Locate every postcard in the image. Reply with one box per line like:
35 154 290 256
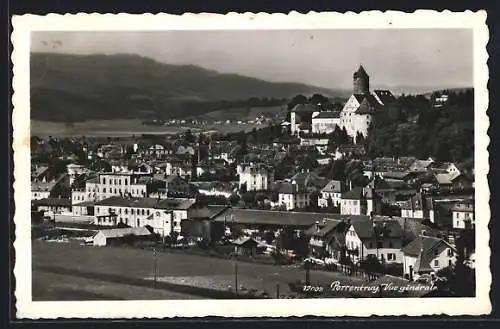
12 10 490 318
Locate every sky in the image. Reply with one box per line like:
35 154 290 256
31 29 473 90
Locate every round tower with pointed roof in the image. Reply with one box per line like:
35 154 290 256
353 65 370 95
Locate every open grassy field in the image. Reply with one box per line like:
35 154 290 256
31 119 266 138
33 240 365 300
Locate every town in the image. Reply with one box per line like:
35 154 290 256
31 66 476 299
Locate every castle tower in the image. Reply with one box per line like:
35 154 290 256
353 65 370 94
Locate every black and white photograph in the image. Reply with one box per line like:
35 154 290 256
12 11 490 318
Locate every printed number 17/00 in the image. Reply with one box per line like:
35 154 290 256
302 285 324 293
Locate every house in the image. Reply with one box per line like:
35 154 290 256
311 111 340 134
400 193 435 223
32 198 72 217
238 163 272 191
66 163 86 186
340 186 380 216
334 144 366 160
93 196 196 236
191 181 235 198
232 237 259 256
92 227 153 247
305 219 348 259
276 181 310 210
31 164 50 182
85 172 167 201
150 174 191 197
344 219 406 264
318 180 345 208
401 235 457 281
289 103 318 135
451 199 475 229
31 173 69 200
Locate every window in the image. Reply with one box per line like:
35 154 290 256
449 260 453 267
434 249 439 256
119 208 122 214
142 209 145 216
447 249 454 257
434 259 439 267
456 221 460 227
125 209 128 214
118 179 121 185
131 209 135 214
102 178 106 184
387 253 396 261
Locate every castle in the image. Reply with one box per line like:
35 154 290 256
340 65 395 142
287 65 395 143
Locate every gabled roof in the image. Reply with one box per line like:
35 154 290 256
213 208 348 228
373 90 396 106
96 227 151 239
321 180 344 193
313 111 340 119
305 219 344 238
341 186 374 200
352 94 367 103
32 198 71 207
356 95 380 114
276 181 307 195
94 196 196 210
233 236 259 247
401 235 455 257
350 220 405 240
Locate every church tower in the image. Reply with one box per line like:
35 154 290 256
353 65 370 95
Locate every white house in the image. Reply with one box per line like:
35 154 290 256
318 180 345 208
93 196 196 236
401 235 457 281
311 111 340 134
340 186 378 216
344 220 406 264
92 227 153 247
401 193 435 223
451 199 475 229
277 181 310 210
238 163 271 191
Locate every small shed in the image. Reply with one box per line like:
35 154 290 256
232 237 259 256
92 227 153 246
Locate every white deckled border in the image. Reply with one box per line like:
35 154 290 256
12 10 490 319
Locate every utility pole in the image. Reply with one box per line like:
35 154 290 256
234 255 238 296
153 248 158 288
276 284 280 299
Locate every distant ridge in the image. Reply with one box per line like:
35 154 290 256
30 52 348 122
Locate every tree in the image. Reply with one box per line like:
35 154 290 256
184 129 196 143
288 94 308 110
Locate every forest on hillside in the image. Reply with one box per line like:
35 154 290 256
364 89 474 167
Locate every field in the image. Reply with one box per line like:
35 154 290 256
33 240 365 300
31 119 267 138
193 105 287 122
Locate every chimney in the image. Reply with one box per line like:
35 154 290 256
315 221 320 232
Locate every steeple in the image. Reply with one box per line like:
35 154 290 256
353 65 370 94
